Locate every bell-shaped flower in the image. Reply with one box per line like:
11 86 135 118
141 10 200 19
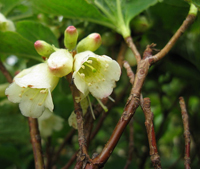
38 109 64 138
72 51 121 99
5 63 59 118
47 49 73 77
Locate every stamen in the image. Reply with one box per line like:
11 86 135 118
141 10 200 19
108 96 115 102
83 62 97 72
19 94 22 97
38 91 48 106
78 72 85 78
96 98 108 112
81 65 85 69
102 78 105 81
30 90 40 100
88 83 92 86
40 89 47 94
80 73 85 78
87 60 92 64
87 96 96 120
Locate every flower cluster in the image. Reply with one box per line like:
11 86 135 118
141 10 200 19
5 26 121 123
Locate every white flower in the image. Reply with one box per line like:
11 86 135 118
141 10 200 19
0 13 15 32
73 51 121 99
5 63 59 118
38 109 64 138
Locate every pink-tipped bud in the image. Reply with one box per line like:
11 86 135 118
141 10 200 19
76 33 102 53
34 40 55 57
64 26 78 50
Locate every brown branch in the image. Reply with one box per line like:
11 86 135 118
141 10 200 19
151 14 196 64
28 117 45 169
179 97 191 169
0 60 13 83
66 74 91 168
125 36 141 64
141 98 161 169
84 58 150 169
123 117 134 169
123 60 134 85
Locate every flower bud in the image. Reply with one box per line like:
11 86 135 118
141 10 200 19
34 40 55 57
64 26 78 50
76 33 102 53
47 49 73 77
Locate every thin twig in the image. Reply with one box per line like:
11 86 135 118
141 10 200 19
0 60 13 83
125 36 141 64
28 117 45 169
123 117 134 169
141 98 161 169
179 97 191 169
123 61 134 85
151 14 196 64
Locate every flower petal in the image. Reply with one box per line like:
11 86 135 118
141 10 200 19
5 82 22 103
44 90 54 111
85 55 120 98
39 108 53 120
19 89 46 118
73 71 89 97
15 63 59 90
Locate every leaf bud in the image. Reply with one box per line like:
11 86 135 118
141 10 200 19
47 49 73 77
34 40 55 57
130 16 151 34
76 33 102 53
64 26 78 50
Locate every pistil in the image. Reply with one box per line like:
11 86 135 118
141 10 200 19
83 62 97 73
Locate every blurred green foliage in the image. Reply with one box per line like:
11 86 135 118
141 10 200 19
0 0 200 168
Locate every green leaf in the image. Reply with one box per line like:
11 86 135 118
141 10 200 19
0 102 29 144
0 21 58 61
0 0 23 16
163 0 189 7
191 0 200 9
16 21 59 47
31 0 158 38
0 31 42 61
